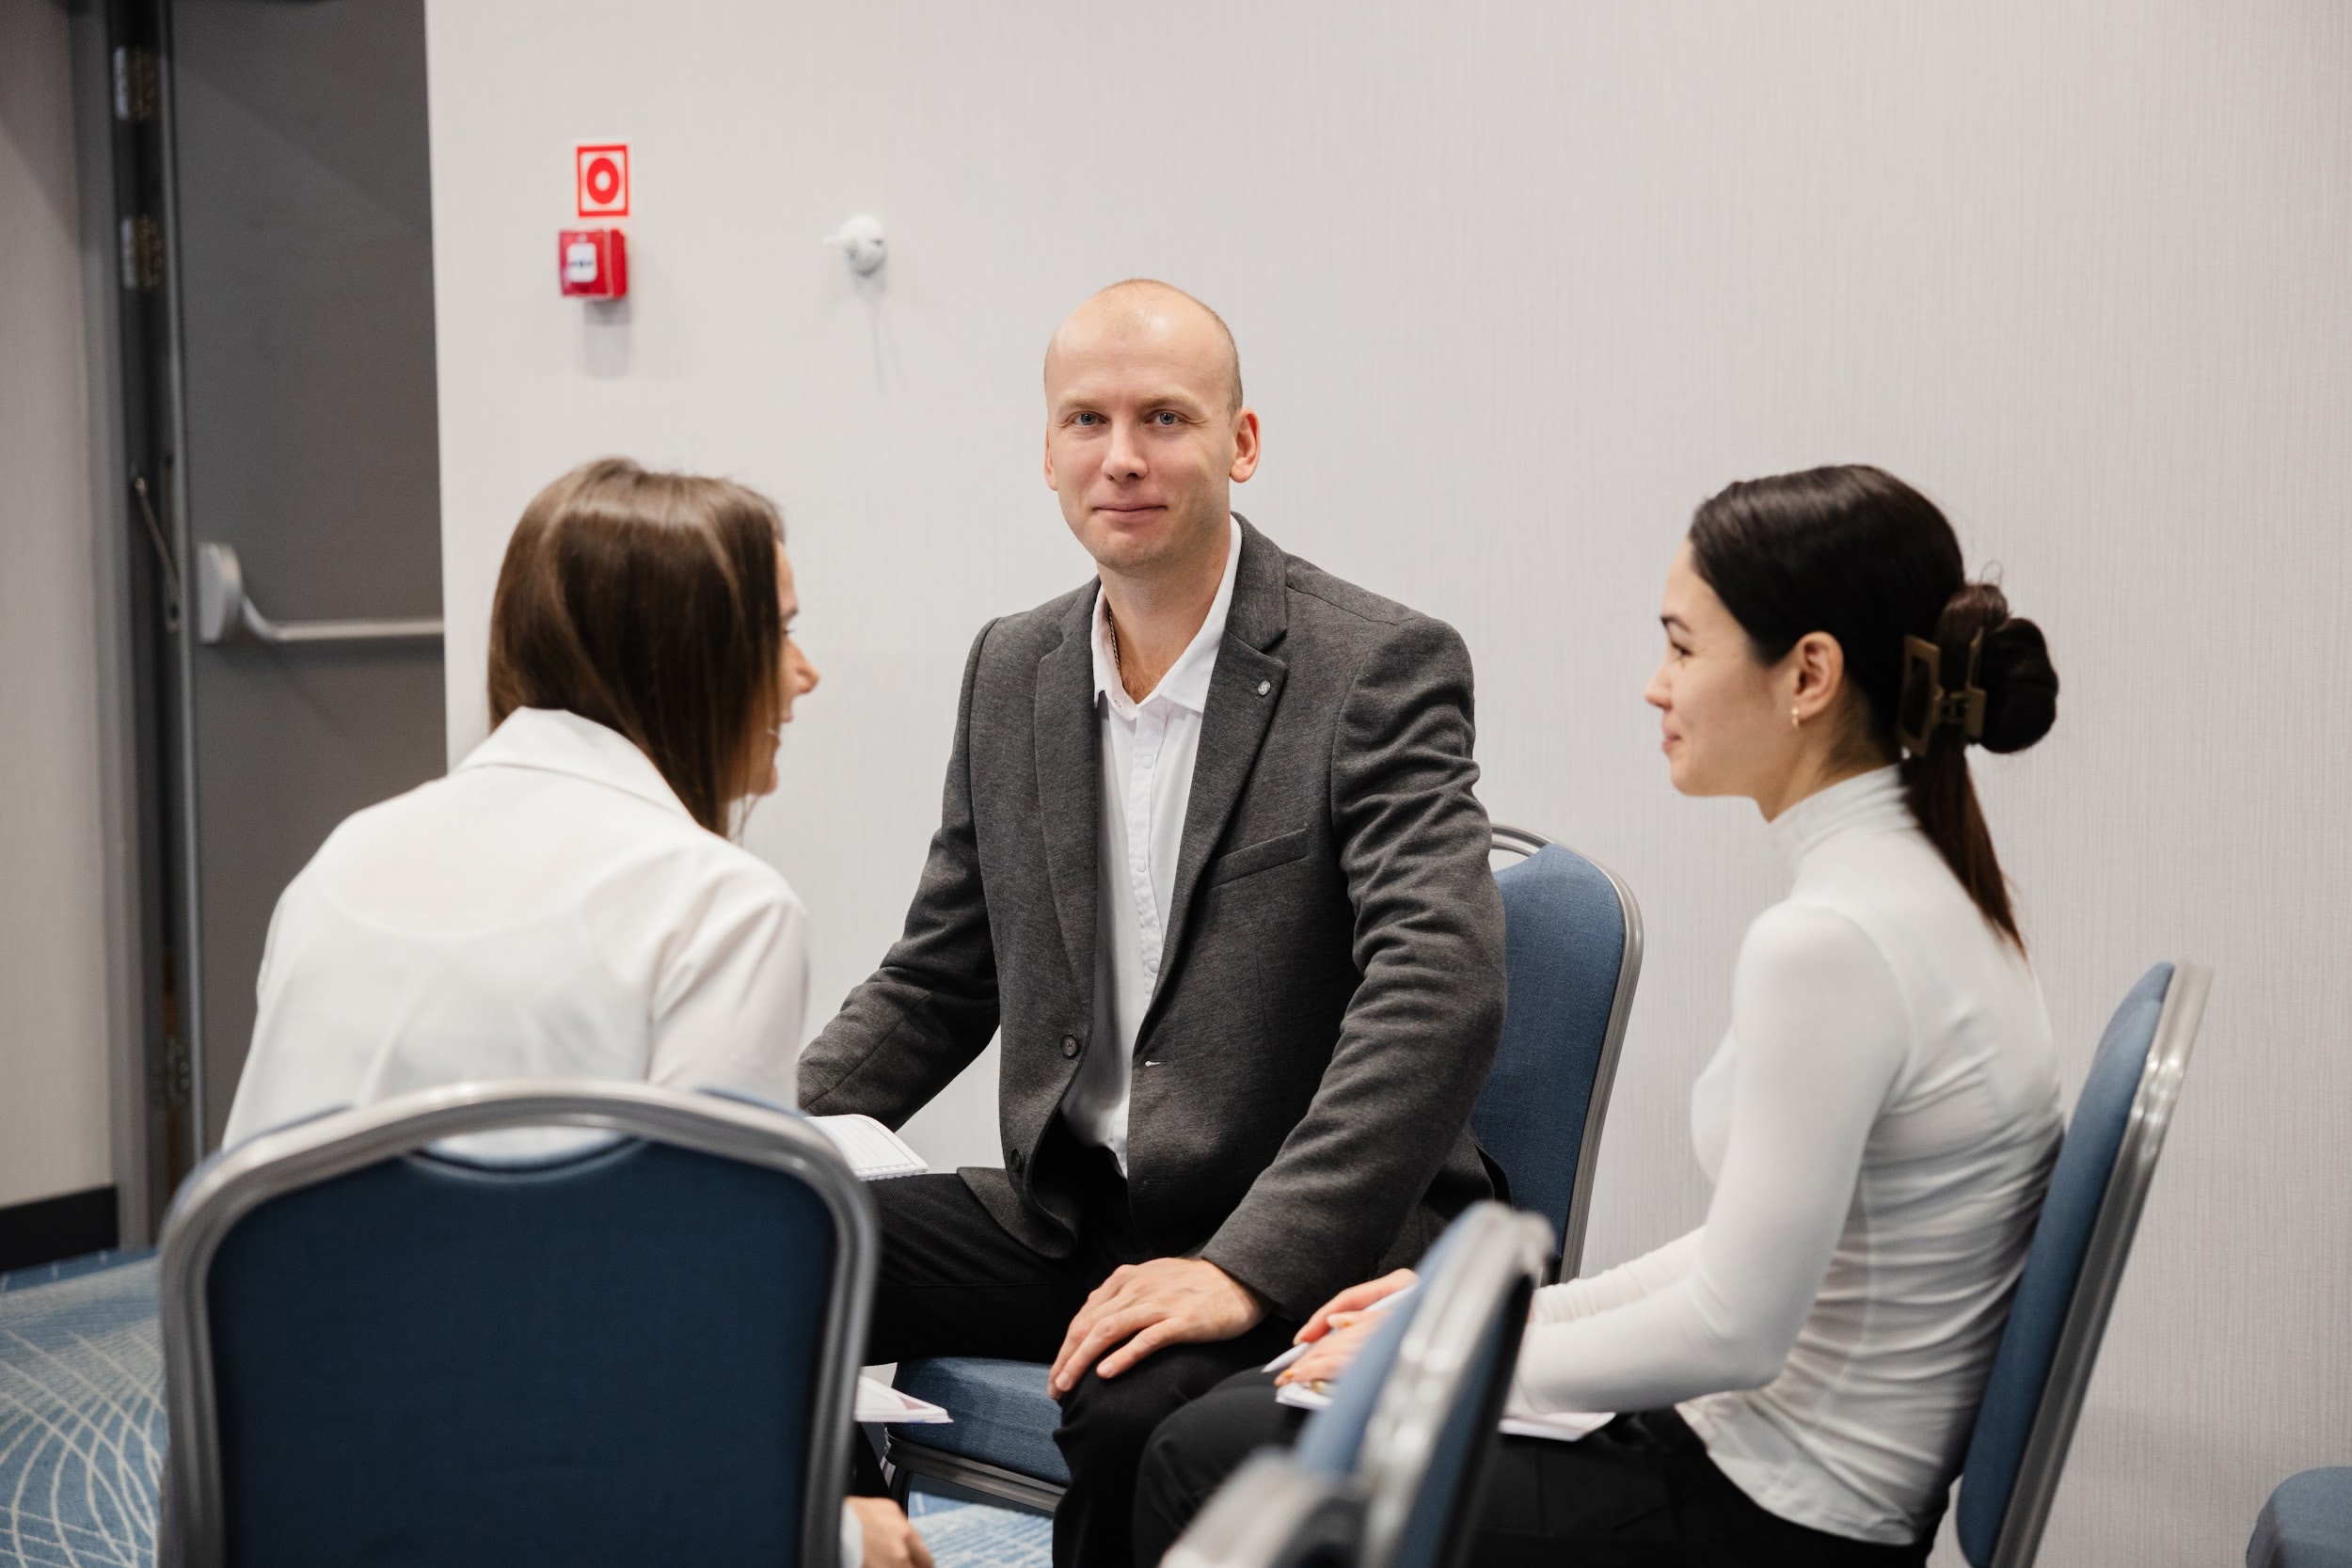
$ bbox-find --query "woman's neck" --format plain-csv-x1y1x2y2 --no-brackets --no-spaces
1756,751,1891,824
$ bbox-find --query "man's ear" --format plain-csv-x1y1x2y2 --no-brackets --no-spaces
1789,630,1846,723
1043,428,1060,491
1228,407,1262,483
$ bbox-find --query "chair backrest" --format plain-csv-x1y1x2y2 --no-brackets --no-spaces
1163,1452,1362,1568
1476,828,1643,1277
159,1080,877,1568
1955,961,2210,1568
1295,1203,1551,1568
2248,1466,2352,1568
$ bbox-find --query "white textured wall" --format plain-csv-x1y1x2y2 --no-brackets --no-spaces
0,1,115,1210
425,4,2352,1559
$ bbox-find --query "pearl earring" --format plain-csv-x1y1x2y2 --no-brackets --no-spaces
1790,705,1803,730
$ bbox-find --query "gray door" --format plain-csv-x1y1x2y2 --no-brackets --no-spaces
168,0,445,1150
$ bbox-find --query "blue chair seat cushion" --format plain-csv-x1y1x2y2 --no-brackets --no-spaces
2250,1468,2352,1568
891,1357,1071,1486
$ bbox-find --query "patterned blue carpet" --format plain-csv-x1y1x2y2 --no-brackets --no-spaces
0,1255,164,1568
0,1251,1048,1568
904,1491,1052,1566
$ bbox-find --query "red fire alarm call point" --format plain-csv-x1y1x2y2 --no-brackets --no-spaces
559,229,627,298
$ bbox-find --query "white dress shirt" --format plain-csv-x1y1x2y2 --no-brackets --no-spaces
1507,767,2063,1544
1059,515,1242,1173
224,706,812,1151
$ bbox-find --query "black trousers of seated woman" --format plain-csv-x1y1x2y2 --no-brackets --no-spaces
1133,1370,1935,1568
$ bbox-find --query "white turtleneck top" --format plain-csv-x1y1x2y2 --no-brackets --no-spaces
1506,767,2062,1544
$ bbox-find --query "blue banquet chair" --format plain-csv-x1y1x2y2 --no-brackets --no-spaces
882,827,1641,1513
1167,1201,1551,1568
1480,825,1642,1278
158,1080,877,1568
1952,961,2211,1568
2248,1469,2352,1568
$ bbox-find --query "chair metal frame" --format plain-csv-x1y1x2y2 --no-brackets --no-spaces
1486,824,1645,1277
1163,1452,1363,1568
1354,1204,1552,1568
1977,961,2211,1568
158,1080,880,1568
883,1432,1066,1514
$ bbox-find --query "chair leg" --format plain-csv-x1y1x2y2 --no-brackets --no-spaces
882,1433,1066,1516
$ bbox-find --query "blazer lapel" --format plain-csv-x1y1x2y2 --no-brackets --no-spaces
1152,519,1290,1008
1035,590,1101,1003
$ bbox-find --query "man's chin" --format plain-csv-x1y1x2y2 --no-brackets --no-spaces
1079,522,1174,572
1076,508,1220,575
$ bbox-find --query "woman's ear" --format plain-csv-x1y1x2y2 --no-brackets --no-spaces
1788,631,1846,724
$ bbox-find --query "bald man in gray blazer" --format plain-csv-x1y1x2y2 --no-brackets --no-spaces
802,281,1504,1568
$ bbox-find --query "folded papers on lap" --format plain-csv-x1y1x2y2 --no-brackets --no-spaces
1271,1379,1612,1444
858,1375,951,1424
809,1114,930,1180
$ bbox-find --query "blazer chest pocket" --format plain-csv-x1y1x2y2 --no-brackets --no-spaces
1208,827,1312,886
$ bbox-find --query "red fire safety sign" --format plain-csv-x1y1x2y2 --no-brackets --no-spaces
576,144,629,217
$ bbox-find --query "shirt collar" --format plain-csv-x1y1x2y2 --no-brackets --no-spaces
457,706,695,820
1090,515,1243,719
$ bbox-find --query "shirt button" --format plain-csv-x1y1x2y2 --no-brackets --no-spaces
1062,1035,1081,1058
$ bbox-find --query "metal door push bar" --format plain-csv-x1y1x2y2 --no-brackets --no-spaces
195,542,442,646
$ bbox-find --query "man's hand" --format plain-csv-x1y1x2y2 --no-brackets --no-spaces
846,1497,933,1568
1048,1257,1265,1396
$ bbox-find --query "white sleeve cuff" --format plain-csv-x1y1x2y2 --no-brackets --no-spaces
840,1500,863,1568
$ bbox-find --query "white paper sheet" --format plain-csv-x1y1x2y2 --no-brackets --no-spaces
808,1114,930,1180
855,1375,952,1424
1496,1409,1613,1443
1273,1381,1612,1445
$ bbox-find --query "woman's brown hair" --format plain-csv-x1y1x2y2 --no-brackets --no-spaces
486,458,785,834
1686,465,2059,946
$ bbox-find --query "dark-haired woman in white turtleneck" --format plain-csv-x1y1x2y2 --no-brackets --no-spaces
1136,466,2066,1567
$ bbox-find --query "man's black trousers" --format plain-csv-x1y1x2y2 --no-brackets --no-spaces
851,1155,1295,1568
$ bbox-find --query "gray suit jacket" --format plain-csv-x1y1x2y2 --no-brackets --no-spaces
799,518,1505,1317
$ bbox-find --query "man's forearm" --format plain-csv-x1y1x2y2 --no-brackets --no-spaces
797,974,995,1123
1199,1017,1498,1318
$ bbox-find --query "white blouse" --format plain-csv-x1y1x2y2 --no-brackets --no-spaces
224,706,811,1149
1508,767,2063,1544
224,706,875,1561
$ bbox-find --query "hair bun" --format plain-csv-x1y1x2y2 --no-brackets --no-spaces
1936,581,2058,753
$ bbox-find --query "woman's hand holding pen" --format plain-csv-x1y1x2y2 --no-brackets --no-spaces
1274,1268,1418,1390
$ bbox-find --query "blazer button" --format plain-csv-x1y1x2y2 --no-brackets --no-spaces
1062,1035,1080,1058
1007,1146,1023,1172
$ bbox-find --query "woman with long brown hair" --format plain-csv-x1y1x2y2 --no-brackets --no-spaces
227,457,818,1141
224,458,930,1568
